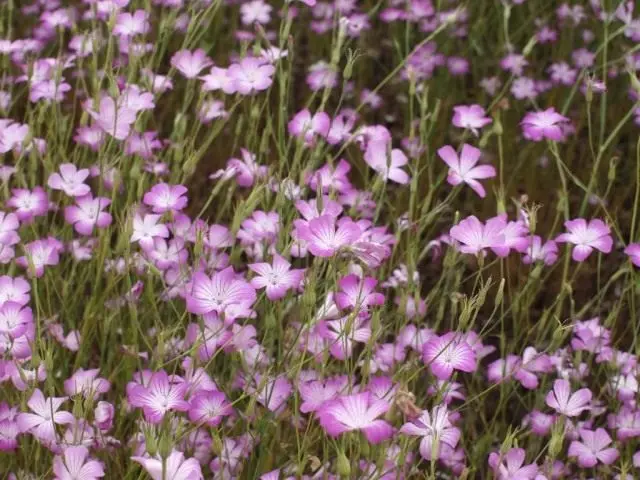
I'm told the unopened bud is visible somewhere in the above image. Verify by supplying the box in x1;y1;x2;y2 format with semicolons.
336;451;351;477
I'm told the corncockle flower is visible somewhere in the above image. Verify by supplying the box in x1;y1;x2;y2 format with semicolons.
545;379;592;416
17;238;61;277
335;274;384;313
63;368;110;398
609;373;638;402
295;198;343;221
29;80;72;103
511;77;538;100
488;448;538;480
143;183;188;213
524;410;555;436
48;164;91;197
294;215;361;257
368;343;406;373
74;126;105;151
8;187;48;223
0;276;30;306
249;254;305;301
209;436;253;477
237;211;279;246
608;407;640;440
0;419;18;451
146;238;188;270
125;131;163;159
422;333;477;380
327;112;356;145
318;392;393;443
400;405;460;460
0;302;32;338
496;219;529;255
522;236;558;265
0;212;19;247
520;108;570;142
185;314;232;360
131;214;170;250
5;361;44;392
120;85;155;112
185;267;256;318
451;105;492;135
64;195;112;235
188;390;232;426
548;62;577;85
198;99;227;124
250;375;292;414
363;140;410;184
568;428;619;468
200;66;234;92
53;446;105;480
307;159;352;193
203;224;234;250
514;347;553;389
500;53;528;75
556;218;613;261
132;450;203;480
480;76;502;96
94;401;114;431
427;380;466;405
171;49;213;79
624;243;640;266
437;144;496;197
306;61;338;91
86;96;137;140
227;57;275;95
0;121;29;153
571;317;610;353
288;109;331;145
298;376;349;413
16;389;74;442
449;215;507;256
113;10;150;37
127;370;190;423
211;148;267;187
240;0;272;24
321;315;371;360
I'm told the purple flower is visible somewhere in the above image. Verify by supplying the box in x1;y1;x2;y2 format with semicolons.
321;314;372;360
53;446;105;480
8;187;48;223
335;274;384;313
127;370;190;424
0;275;30;306
63;368;111;398
288;109;331;145
437;144;496;197
298;376;348;413
0;302;32;338
422;333;477;380
249;254;305;301
188;390;233;427
227;57;275;95
294;215;361;257
143;183;188;213
451;105;492;135
131;214;170;249
64;195;112;235
47;163;91;197
545;379;592;416
520;108;570;142
625;243;640;267
449;215;507;256
488;448;538;479
132;450;203;480
185;267;256;318
86;96;137;140
522;236;558;265
568;428;619;468
17;238;61;278
16;389;74;443
400;405;460;460
171;49;213;79
556;218;613;261
363;140;410;184
317;392;393;444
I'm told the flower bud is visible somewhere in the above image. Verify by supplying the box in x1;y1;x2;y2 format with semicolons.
336;451;351;477
94;401;115;431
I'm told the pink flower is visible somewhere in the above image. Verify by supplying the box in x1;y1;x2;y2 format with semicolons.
545;379;592;416
317;392;393;444
132;450;203;480
422;333;477;380
294;215;361;257
249;254;305;301
63;368;111;398
0;212;20;250
185;267;256;317
16;389;74;442
210;148;267;187
127;370;190;424
520;108;570;142
48;163;91;197
449;215;507;256
363;140;410;184
488;448;538;480
0;275;30;306
522;236;558;265
335;274;384;313
321;315;371;360
556;218;613;261
131;214;170;249
0;302;32;338
288;109;331;145
143;183;188;213
171;49;213;79
437;144;496;197
251;375;292;413
227;57;275;95
17;238;61;278
624;243;640;267
240;0;272;24
86;96;137;140
188;390;232;427
8;187;48;223
94;401;114;431
0;121;29;153
53;446;105;480
64;195;112;235
568;428;619;468
113;10;150;37
451;105;492;135
400;405;460;460
298;376;348;413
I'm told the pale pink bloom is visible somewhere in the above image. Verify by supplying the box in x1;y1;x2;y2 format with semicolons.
522;236;558;265
488;448;538;480
171;49;213;79
86;96;137;140
210;148;267;187
0;276;30;306
143;183;188;213
400;405;460;460
449;215;507;256
48;163;91;197
298;376;348;413
64;368;111;398
131;214;170;250
0;213;20;247
185;267;256;317
16;389;74;442
556;218;613;261
250;375;292;413
0;121;28;153
64;195;112;235
317;392;393;444
500;53;528;75
127;370;190;424
0;302;32;338
8;187;48;223
451;105;492;135
227;57;275;95
548;62;577;85
17;238;61;278
437;144;495;197
307;159;352;193
545;379;592;416
249;254;305;301
520;108;570;142
94;401;114;431
363;140;410;184
199;67;234;92
240;0;272;25
288;109;331;145
568;428;619;468
321;314;371;360
188;390;232;426
624;243;640;267
113;10;150;37
422;333;477;380
335;274;384;313
132;450;203;480
293;215;361;257
53;446;105;480
120;85;155;112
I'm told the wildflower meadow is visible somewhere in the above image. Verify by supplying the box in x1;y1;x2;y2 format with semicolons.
2;0;640;478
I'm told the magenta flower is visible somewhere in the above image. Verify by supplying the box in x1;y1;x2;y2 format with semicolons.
568;428;619;468
86;96;137;140
210;148;268;187
16;389;74;442
400;405;460;460
53;446;105;480
422;333;477;380
251;375;292;413
249;254;305;301
227;57;275;95
522;236;558;265
363;140;410;184
556;218;613;261
17;238;61;278
0;302;32;338
185;267;256;317
317;392;393;444
48;163;91;197
8;187;48;223
188;390;233;427
488;448;538;480
63;368;111;398
288;109;331;145
131;214;170;249
143;183;188;213
132;450;203;480
298;376;348;413
0;275;30;306
171;49;213;79
451;105;492;135
624;243;640;267
545;379;592;416
321;315;371;360
449;215;507;256
437;144;496;197
64;195;112;235
520;108;570;142
335;274;384;313
0;212;19;248
294;215;361;257
127;370;190;424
